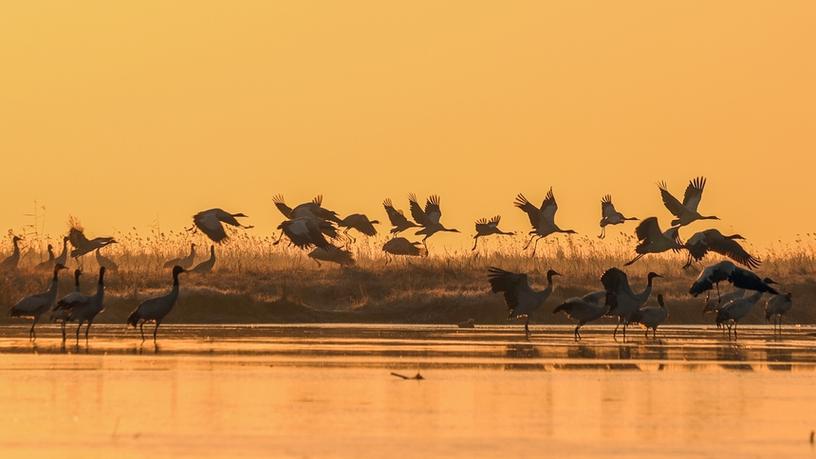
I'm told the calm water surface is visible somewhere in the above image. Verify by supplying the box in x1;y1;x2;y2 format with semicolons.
0;324;814;459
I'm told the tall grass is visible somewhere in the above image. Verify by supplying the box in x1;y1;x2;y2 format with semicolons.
0;228;814;325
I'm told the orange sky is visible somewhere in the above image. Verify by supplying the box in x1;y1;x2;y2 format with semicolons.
0;1;814;247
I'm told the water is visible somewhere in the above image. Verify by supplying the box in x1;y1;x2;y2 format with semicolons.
0;324;814;458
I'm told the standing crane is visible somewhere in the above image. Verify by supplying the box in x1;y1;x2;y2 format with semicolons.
598;195;638;239
631;294;669;339
54;266;106;344
34;243;55;271
95;248;118;272
601;268;662;340
52;268;83;342
487;267;560;338
383;199;420;234
127;266;186;342
624;217;682;266
553;291;608;341
514;188;576;256
0;235;23;271
715;291;766;339
408;194;460;251
472;216;514;251
765;293;793;333
8;263;68;340
190;245;216;274
658;177;719;227
164;243;197;269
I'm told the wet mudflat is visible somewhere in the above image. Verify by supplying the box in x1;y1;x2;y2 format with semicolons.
0;324;814;458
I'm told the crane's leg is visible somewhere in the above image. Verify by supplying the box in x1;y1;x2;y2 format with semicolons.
85;321;92;342
598;227;606;239
272;231;285;246
523;234;536;250
530;237;543;257
60;321;66;342
153;321;161;343
644;328;649;339
622;322;627;341
653;327;657;340
75;321;83;345
613;319;620;340
471;235;479;251
574;324;581;342
29;317;38;341
733;323;738;340
524;318;530;340
139;322;146;342
624;254;644;266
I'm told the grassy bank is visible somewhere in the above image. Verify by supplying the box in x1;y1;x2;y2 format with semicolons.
1;229;814;326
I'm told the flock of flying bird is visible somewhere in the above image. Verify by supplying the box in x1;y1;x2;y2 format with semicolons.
0;177;796;343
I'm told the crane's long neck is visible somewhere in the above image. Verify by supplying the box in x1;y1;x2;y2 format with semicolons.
95;271;106;299
637;278;654;303
11;239;20;256
47;269;61;301
47;246;55;261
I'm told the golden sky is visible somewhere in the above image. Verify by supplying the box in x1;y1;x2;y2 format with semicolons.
0;1;814;246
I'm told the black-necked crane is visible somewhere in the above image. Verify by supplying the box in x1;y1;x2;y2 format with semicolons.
164;243;197;269
191;208;252;243
127;265;186;342
514;189;576;256
68;225;116;259
54;236;69;267
0;235;23;271
553;290;608;341
598;195;638;239
659;177;719;227
631;294;669;339
35;243;55;271
190;245;216;273
472;216;514;251
624;217;682;266
487;267;560;338
52;268;82;341
683;229;760;270
8;263;68;340
765;293;793;332
338;213;379;241
382;237;425;264
601;267;662;340
715;290;766;339
273;194;342;224
309;245;355;267
689;260;778;302
95;248;118;272
383;199;420;234
409;194;460;250
275;218;334;249
53;266;106;344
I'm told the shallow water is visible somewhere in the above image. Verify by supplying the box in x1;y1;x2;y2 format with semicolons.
0;324;815;458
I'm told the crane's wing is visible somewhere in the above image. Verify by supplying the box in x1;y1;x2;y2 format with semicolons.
658;182;686;217
383;199;414;227
710;236;761;270
424;195;442;225
311;195;323;206
272;195;293;218
663;226;683;251
601;195;617;220
487;267;529;311
634;217;662;243
409;194;432;226
68;227;91;249
539;188;558;226
514;194;540;229
193;211;228;243
682;177;706;212
601;267;635;301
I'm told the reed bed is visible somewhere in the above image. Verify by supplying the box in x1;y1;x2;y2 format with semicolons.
1;228;814;325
